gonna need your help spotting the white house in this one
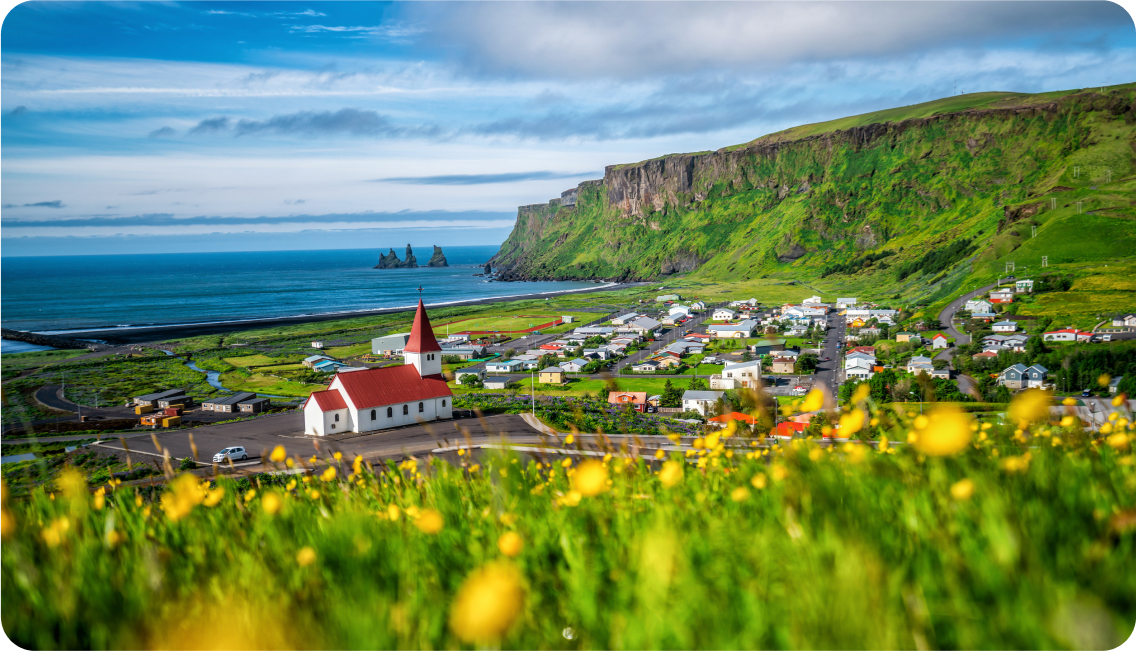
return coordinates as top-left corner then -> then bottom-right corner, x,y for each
560,358 -> 590,373
669,305 -> 692,318
623,317 -> 662,336
907,355 -> 935,375
802,296 -> 823,305
486,359 -> 524,373
992,320 -> 1019,333
836,298 -> 857,308
712,359 -> 762,390
631,360 -> 660,373
483,379 -> 510,390
1112,314 -> 1136,328
707,320 -> 757,339
712,308 -> 737,321
1015,279 -> 1034,294
845,358 -> 876,380
964,299 -> 993,313
682,390 -> 724,416
931,334 -> 949,349
303,301 -> 452,436
1043,328 -> 1093,342
999,363 -> 1049,389
612,312 -> 641,325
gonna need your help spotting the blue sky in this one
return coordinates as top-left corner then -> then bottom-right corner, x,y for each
1,1 -> 1133,256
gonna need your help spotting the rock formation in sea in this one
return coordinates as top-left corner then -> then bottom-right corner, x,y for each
374,245 -> 420,269
427,245 -> 449,267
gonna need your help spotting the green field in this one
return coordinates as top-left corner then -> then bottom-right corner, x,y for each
222,354 -> 285,368
218,372 -> 327,397
324,343 -> 372,358
436,312 -> 595,335
4,395 -> 1134,649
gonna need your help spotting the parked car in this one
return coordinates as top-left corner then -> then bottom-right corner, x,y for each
213,446 -> 249,463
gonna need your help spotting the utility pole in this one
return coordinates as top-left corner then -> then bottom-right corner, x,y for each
1076,201 -> 1083,215
1050,198 -> 1057,210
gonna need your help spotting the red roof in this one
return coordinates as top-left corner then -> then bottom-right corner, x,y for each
932,333 -> 948,340
403,300 -> 442,354
709,411 -> 757,424
772,422 -> 807,437
307,390 -> 348,412
333,365 -> 451,409
608,391 -> 647,405
973,351 -> 997,358
1045,328 -> 1091,336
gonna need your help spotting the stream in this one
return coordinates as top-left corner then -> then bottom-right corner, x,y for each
158,349 -> 294,400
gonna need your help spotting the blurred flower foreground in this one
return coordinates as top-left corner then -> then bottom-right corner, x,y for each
2,389 -> 1135,649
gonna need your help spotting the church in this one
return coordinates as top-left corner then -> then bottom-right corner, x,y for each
302,300 -> 453,436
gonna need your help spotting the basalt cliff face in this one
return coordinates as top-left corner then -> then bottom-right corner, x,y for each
427,245 -> 449,267
488,87 -> 1135,289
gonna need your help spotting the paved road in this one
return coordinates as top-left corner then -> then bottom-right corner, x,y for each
93,412 -> 551,465
814,310 -> 846,397
934,280 -> 1002,398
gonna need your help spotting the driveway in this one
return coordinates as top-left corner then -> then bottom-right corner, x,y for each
934,281 -> 1001,398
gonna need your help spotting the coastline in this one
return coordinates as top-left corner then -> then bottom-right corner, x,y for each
19,282 -> 642,345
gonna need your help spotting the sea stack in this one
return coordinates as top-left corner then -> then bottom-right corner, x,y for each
402,244 -> 418,268
427,245 -> 449,267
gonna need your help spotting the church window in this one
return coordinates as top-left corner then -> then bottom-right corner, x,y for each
403,404 -> 409,415
418,402 -> 424,413
371,409 -> 376,420
442,399 -> 446,407
334,414 -> 340,422
387,407 -> 393,418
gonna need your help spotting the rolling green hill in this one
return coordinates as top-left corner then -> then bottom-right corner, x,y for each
490,85 -> 1135,321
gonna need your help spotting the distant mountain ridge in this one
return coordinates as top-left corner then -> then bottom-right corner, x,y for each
488,85 -> 1135,302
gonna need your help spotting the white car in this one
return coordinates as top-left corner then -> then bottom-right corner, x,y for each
213,446 -> 249,463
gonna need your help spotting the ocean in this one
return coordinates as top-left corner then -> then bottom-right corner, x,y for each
0,247 -> 602,350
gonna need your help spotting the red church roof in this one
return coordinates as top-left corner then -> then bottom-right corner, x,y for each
334,365 -> 451,409
306,390 -> 348,412
403,300 -> 442,353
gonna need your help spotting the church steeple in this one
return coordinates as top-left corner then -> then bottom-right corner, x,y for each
403,300 -> 442,378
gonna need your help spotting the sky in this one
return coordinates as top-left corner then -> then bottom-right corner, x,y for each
1,1 -> 1133,256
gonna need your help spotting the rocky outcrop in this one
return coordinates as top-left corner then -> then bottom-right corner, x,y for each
374,245 -> 419,269
1,328 -> 99,351
660,251 -> 706,275
427,245 -> 449,267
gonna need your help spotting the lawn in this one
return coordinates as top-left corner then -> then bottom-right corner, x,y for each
222,354 -> 284,368
324,343 -> 373,358
218,372 -> 327,397
434,312 -> 597,335
255,363 -> 305,372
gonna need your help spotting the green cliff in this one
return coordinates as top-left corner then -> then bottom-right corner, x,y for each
490,85 -> 1135,303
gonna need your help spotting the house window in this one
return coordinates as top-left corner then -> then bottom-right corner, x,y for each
387,407 -> 393,418
334,413 -> 340,422
403,404 -> 409,415
418,402 -> 424,412
371,409 -> 376,420
442,399 -> 446,407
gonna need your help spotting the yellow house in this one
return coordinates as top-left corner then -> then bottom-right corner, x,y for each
539,367 -> 566,384
849,317 -> 866,328
770,357 -> 796,374
652,356 -> 682,369
895,332 -> 918,343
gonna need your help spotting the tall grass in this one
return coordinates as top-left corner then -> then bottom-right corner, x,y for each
2,394 -> 1134,649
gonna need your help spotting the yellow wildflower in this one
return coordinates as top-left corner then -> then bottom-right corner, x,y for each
559,491 -> 583,507
659,461 -> 683,488
705,432 -> 721,449
285,479 -> 297,491
296,546 -> 317,567
1009,388 -> 1052,425
573,460 -> 608,497
41,517 -> 70,548
308,489 -> 320,500
1099,374 -> 1112,387
851,383 -> 871,404
269,446 -> 287,463
1001,453 -> 1031,473
730,486 -> 750,502
244,489 -> 256,502
203,487 -> 225,507
414,509 -> 444,534
800,389 -> 824,412
912,407 -> 973,457
1060,416 -> 1075,427
560,458 -> 573,468
771,465 -> 788,482
333,452 -> 342,461
449,561 -> 524,644
161,474 -> 206,522
839,408 -> 866,435
950,478 -> 975,501
469,464 -> 480,472
497,531 -> 524,557
751,474 -> 767,489
1107,433 -> 1130,451
261,492 -> 282,516
93,488 -> 105,511
879,436 -> 890,453
1113,394 -> 1126,407
321,466 -> 337,482
654,449 -> 666,460
564,434 -> 574,445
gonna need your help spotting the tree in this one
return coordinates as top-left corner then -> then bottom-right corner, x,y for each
503,348 -> 517,359
459,373 -> 483,388
661,379 -> 682,408
797,353 -> 819,374
689,377 -> 709,391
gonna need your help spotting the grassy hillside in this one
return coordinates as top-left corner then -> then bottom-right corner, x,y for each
491,85 -> 1135,322
4,396 -> 1135,648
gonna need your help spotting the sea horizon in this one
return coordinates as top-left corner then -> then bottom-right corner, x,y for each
0,246 -> 603,338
